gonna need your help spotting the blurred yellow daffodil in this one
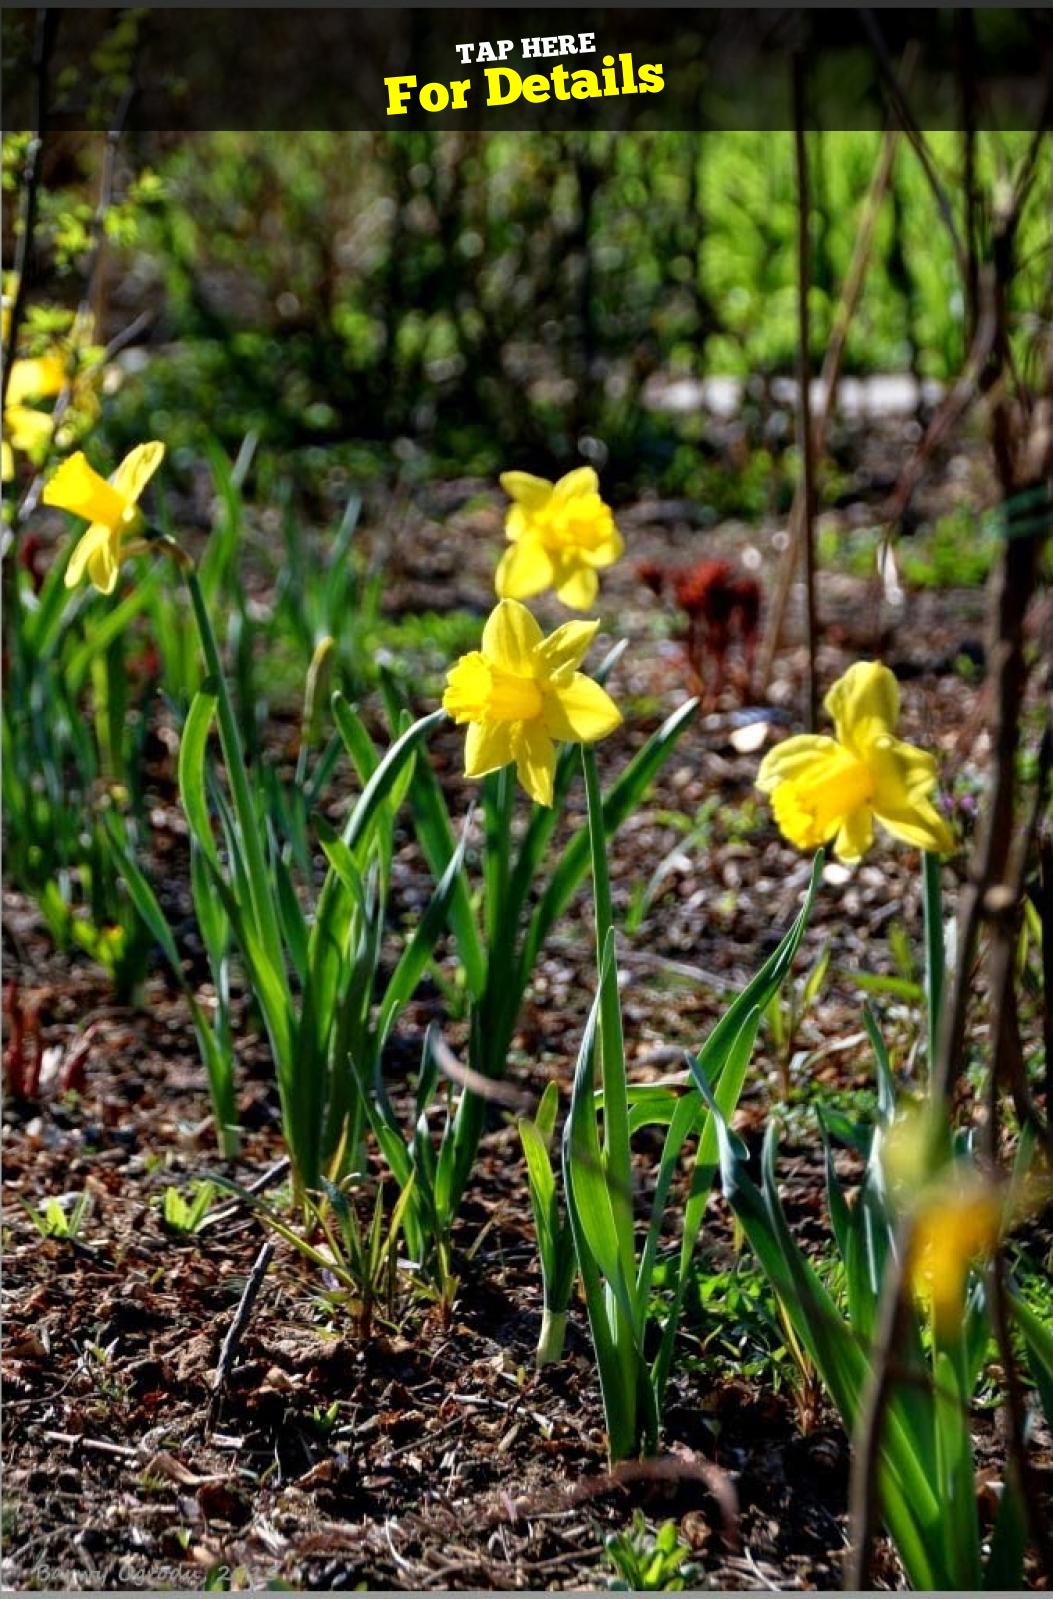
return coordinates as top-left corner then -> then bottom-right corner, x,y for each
6,353 -> 66,408
908,1173 -> 1002,1333
2,354 -> 67,481
1,287 -> 15,349
443,598 -> 622,805
495,467 -> 623,611
43,441 -> 165,595
3,405 -> 53,482
756,661 -> 954,862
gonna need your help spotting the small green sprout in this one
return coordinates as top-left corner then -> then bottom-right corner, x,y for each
23,1191 -> 91,1241
604,1511 -> 700,1591
161,1180 -> 217,1236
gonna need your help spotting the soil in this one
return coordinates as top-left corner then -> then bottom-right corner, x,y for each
3,441 -> 1049,1591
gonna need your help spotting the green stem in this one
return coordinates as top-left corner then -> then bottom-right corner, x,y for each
483,765 -> 514,950
536,1307 -> 568,1368
582,747 -> 633,1224
447,769 -> 517,1214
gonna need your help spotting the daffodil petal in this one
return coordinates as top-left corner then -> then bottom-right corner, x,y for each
533,618 -> 599,681
86,529 -> 121,595
551,466 -> 598,503
512,721 -> 555,807
554,564 -> 598,610
2,439 -> 14,482
543,674 -> 622,743
482,598 -> 544,674
874,800 -> 955,856
66,523 -> 116,591
869,733 -> 939,803
756,735 -> 842,795
444,651 -> 491,724
111,440 -> 165,506
824,660 -> 900,754
499,471 -> 552,509
464,718 -> 513,778
505,505 -> 531,543
495,537 -> 555,600
868,733 -> 954,854
43,451 -> 125,527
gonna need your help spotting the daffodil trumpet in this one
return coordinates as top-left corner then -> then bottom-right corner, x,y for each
757,660 -> 954,863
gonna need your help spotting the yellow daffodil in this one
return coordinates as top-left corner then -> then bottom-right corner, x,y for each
909,1173 -> 1002,1333
43,441 -> 165,595
756,661 -> 954,863
443,598 -> 622,805
495,467 -> 624,611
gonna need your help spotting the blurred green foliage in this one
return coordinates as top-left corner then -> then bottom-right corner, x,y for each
13,126 -> 1048,493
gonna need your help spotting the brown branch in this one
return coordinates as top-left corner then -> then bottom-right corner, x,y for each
930,547 -> 1039,1113
930,158 -> 1048,1108
1041,830 -> 1053,1154
793,52 -> 818,730
983,710 -> 1053,1161
988,1253 -> 1053,1583
849,106 -> 1052,1599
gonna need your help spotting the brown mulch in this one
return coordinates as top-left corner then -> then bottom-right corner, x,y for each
4,474 -> 1039,1591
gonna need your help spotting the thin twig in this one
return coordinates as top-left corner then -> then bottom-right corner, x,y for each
956,10 -> 981,347
206,1239 -> 274,1433
758,61 -> 908,692
881,295 -> 997,532
1,9 -> 57,411
15,84 -> 139,530
429,1028 -> 535,1112
42,1430 -> 138,1460
858,9 -> 966,274
196,1153 -> 291,1232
